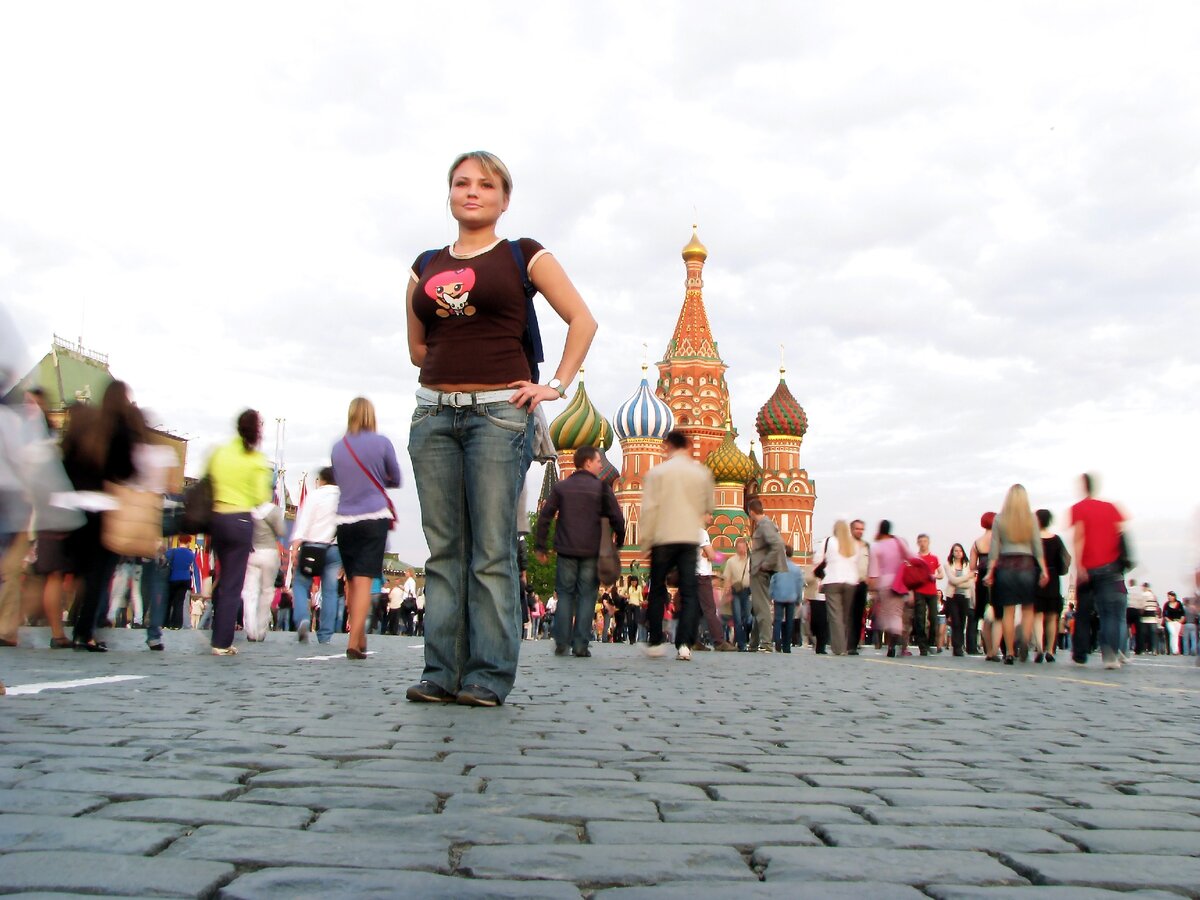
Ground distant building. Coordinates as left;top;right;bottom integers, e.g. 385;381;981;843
543;230;818;571
6;334;188;493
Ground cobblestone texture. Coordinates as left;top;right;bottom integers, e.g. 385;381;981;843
1;627;1198;896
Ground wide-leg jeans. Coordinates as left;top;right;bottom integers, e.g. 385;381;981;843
409;400;533;702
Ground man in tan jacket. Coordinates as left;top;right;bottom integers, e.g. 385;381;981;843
640;430;714;660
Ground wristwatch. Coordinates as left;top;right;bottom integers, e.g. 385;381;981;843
547;378;566;398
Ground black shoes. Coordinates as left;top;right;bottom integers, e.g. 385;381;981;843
405;680;457;703
75;640;107;652
455;684;502;707
1004;655;1015;665
574;647;591;658
554;645;568;656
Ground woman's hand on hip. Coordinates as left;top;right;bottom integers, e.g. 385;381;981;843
508;381;561;411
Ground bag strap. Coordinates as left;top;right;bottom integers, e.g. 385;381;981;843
413;241;544;383
341;438;397;522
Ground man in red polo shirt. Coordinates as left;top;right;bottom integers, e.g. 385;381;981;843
1067;473;1127;669
913;533;944;656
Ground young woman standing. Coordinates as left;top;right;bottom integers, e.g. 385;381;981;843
405;151;597;707
1034;508;1071;663
944;542;973;656
985;485;1049;664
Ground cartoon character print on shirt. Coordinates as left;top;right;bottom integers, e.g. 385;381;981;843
425;267;477;317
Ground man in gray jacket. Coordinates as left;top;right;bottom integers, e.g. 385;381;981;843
749;498;788;653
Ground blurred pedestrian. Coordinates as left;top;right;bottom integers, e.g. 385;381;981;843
207;409;272;656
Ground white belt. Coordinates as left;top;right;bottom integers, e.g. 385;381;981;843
416;387;514;408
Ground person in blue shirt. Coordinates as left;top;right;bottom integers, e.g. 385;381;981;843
164;539;196;632
770;547;805;654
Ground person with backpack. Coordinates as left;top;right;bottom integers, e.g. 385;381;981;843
404;151;597;707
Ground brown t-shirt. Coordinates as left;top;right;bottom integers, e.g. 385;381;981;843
410;238;546;385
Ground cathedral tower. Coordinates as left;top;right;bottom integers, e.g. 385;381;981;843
655;228;731;462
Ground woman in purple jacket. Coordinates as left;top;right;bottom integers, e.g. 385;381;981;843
330;398;400;660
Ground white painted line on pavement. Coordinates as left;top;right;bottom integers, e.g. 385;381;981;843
3;674;147;696
297;652;376;661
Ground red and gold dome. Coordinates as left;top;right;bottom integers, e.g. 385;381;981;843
755;375;808;440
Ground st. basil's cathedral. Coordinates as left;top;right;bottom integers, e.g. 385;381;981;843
543;228;816;570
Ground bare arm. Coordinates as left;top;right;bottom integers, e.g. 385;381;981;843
507;253;598;411
405;278;426;369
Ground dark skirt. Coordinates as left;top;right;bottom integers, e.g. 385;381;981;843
336;518;389;579
993;555;1037;608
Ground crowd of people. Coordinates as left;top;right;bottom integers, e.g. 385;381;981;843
1;150;1195;704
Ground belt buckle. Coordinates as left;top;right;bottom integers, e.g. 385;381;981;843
445;391;471;408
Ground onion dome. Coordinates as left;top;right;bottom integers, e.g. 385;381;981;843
549;377;613;452
598;452;620;487
705;427;755;484
682;226;708;262
755;373;808;440
614;365;674;442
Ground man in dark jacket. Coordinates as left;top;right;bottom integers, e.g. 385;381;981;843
535;445;625;658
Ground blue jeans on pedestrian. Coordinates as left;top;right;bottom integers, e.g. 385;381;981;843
554;555;598;653
276;607;292;632
731;587;752;650
773;602;797;652
1184;623;1198;656
142;556;168;644
409;399;533;702
1076;564;1125;663
291;543;343;643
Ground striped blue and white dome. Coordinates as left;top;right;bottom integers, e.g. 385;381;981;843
614;367;674;442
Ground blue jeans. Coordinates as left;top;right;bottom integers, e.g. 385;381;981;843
1075;564;1125;662
1184;623;1198;656
409;399;533;701
731;587;752;649
276;607;292;632
142;557;168;643
773;602;796;652
291;543;343;643
554;555;598;653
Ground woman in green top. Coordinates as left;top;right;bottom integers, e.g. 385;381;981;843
207;410;272;655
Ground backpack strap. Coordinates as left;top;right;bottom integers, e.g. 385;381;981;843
508;239;544;383
415;249;440;277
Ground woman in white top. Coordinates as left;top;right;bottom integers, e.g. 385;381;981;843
288;466;341;644
943;542;973;657
812;520;860;656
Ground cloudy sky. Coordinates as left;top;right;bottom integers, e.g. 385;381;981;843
2;1;1197;590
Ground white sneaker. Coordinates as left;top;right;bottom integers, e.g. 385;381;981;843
643;643;667;659
676;645;692;661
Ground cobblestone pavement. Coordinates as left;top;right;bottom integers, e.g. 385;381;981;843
1;628;1199;898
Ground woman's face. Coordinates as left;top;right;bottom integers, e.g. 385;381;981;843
449;158;508;227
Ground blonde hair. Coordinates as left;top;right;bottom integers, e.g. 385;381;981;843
346;397;377;435
833;520;856;557
997;484;1035;544
448;151;513;198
